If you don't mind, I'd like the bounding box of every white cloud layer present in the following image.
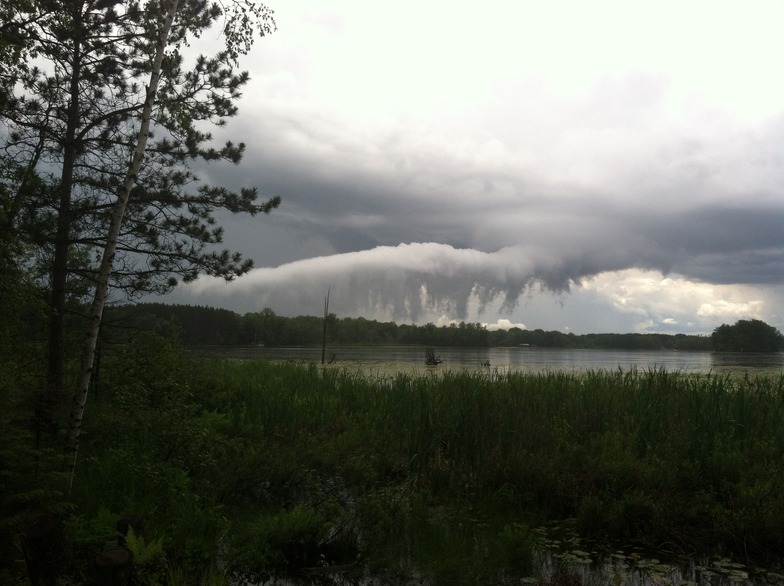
[171,245,782,334]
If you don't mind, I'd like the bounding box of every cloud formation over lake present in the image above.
[170,0,784,334]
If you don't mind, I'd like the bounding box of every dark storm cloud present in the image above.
[207,122,783,289]
[173,0,784,330]
[646,206,784,284]
[192,112,784,326]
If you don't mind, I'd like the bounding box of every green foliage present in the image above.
[125,526,167,585]
[164,562,231,586]
[67,507,120,556]
[166,565,188,586]
[712,318,784,352]
[229,504,340,572]
[8,324,783,581]
[109,302,716,350]
[498,522,535,573]
[192,359,784,567]
[0,438,69,565]
[1,0,280,299]
[108,331,193,409]
[70,332,230,572]
[125,527,165,567]
[0,262,65,565]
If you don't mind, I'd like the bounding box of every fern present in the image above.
[125,526,165,566]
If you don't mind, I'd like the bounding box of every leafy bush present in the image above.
[229,504,337,572]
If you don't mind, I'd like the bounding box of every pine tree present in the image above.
[0,0,278,396]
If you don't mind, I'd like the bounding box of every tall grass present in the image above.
[71,346,784,582]
[191,360,784,563]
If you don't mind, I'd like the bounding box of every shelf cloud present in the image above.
[168,0,784,334]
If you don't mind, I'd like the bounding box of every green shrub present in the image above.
[229,504,340,572]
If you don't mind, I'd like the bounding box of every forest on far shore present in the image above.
[102,303,782,352]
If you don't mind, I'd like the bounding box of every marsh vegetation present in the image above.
[4,332,784,584]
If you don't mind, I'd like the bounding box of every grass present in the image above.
[188,361,784,558]
[62,341,784,583]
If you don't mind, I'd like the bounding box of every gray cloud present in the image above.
[171,1,784,333]
[192,113,783,327]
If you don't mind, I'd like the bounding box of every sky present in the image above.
[165,0,784,335]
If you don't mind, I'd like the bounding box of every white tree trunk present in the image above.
[65,0,181,487]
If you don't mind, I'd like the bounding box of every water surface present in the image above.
[196,346,783,377]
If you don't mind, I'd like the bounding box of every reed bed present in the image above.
[190,359,784,564]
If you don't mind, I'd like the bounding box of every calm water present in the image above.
[197,345,784,376]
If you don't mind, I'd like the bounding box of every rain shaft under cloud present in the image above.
[179,243,542,322]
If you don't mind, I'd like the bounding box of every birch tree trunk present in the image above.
[65,0,181,485]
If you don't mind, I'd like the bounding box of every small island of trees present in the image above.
[711,318,784,352]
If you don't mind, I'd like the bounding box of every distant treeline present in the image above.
[105,303,716,351]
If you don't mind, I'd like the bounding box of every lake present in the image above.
[195,345,784,377]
